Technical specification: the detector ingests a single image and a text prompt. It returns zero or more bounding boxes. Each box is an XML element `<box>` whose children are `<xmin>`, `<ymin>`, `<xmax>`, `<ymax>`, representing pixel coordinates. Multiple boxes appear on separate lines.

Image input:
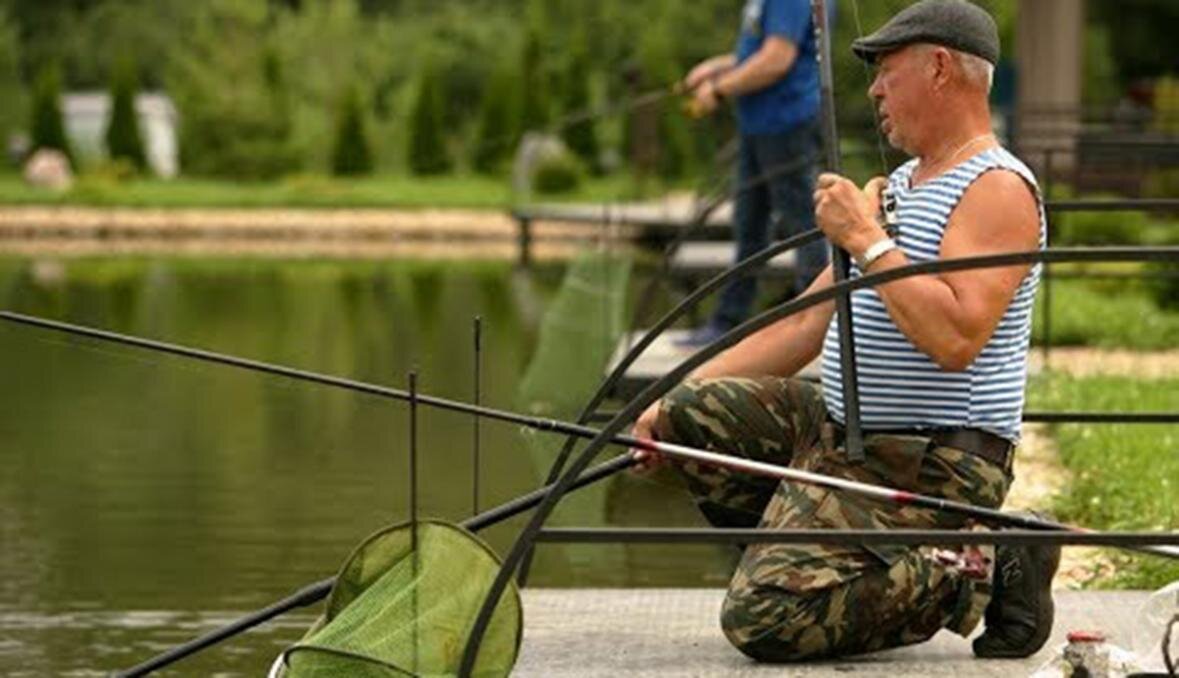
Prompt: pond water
<box><xmin>0</xmin><ymin>257</ymin><xmax>730</xmax><ymax>675</ymax></box>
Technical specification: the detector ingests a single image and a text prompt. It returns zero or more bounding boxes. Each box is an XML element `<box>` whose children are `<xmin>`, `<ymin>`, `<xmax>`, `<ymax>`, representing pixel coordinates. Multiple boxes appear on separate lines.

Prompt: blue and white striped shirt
<box><xmin>821</xmin><ymin>147</ymin><xmax>1045</xmax><ymax>443</ymax></box>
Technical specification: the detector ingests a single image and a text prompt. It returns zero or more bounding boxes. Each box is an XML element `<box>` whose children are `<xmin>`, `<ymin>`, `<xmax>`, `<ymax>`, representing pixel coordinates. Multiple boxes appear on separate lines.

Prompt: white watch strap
<box><xmin>857</xmin><ymin>238</ymin><xmax>898</xmax><ymax>271</ymax></box>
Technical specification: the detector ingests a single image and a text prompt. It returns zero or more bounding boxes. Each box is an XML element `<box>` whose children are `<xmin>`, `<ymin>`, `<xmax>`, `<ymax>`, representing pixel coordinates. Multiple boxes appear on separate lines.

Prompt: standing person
<box><xmin>678</xmin><ymin>0</ymin><xmax>830</xmax><ymax>347</ymax></box>
<box><xmin>636</xmin><ymin>0</ymin><xmax>1059</xmax><ymax>662</ymax></box>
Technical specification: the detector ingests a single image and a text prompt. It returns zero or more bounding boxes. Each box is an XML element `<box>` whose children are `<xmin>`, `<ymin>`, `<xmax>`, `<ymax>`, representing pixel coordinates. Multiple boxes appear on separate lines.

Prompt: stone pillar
<box><xmin>1015</xmin><ymin>0</ymin><xmax>1084</xmax><ymax>178</ymax></box>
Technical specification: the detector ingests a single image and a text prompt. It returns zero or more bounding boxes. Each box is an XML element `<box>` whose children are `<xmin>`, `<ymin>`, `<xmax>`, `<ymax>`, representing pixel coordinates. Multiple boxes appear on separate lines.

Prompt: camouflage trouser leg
<box><xmin>655</xmin><ymin>377</ymin><xmax>1012</xmax><ymax>662</ymax></box>
<box><xmin>654</xmin><ymin>377</ymin><xmax>829</xmax><ymax>529</ymax></box>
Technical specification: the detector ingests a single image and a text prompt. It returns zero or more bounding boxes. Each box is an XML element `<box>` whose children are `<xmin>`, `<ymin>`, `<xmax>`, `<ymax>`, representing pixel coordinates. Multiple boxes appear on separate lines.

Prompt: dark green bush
<box><xmin>518</xmin><ymin>29</ymin><xmax>549</xmax><ymax>135</ymax></box>
<box><xmin>331</xmin><ymin>84</ymin><xmax>374</xmax><ymax>176</ymax></box>
<box><xmin>472</xmin><ymin>63</ymin><xmax>517</xmax><ymax>175</ymax></box>
<box><xmin>1051</xmin><ymin>208</ymin><xmax>1149</xmax><ymax>246</ymax></box>
<box><xmin>533</xmin><ymin>153</ymin><xmax>583</xmax><ymax>194</ymax></box>
<box><xmin>105</xmin><ymin>54</ymin><xmax>147</xmax><ymax>172</ymax></box>
<box><xmin>408</xmin><ymin>61</ymin><xmax>451</xmax><ymax>176</ymax></box>
<box><xmin>560</xmin><ymin>37</ymin><xmax>599</xmax><ymax>173</ymax></box>
<box><xmin>30</xmin><ymin>64</ymin><xmax>73</xmax><ymax>166</ymax></box>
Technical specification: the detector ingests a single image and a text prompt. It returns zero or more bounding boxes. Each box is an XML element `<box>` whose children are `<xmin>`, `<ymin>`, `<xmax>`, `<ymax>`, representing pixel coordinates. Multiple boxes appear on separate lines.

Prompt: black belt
<box><xmin>829</xmin><ymin>422</ymin><xmax>1014</xmax><ymax>471</ymax></box>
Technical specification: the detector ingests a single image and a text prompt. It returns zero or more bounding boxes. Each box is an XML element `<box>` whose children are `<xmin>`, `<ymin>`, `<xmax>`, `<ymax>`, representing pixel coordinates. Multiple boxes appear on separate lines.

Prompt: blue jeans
<box><xmin>710</xmin><ymin>119</ymin><xmax>827</xmax><ymax>330</ymax></box>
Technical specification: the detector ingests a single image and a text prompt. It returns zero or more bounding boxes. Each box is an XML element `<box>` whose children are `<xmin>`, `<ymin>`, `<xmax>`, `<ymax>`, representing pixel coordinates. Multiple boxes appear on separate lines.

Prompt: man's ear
<box><xmin>936</xmin><ymin>48</ymin><xmax>957</xmax><ymax>90</ymax></box>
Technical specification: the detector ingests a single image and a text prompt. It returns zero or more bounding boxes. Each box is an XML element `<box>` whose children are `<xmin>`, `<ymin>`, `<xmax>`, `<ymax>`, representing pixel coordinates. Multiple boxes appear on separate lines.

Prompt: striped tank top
<box><xmin>821</xmin><ymin>147</ymin><xmax>1045</xmax><ymax>443</ymax></box>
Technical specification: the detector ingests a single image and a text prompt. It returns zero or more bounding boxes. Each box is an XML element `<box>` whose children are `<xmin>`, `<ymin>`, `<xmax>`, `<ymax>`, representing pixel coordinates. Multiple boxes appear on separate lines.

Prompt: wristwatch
<box><xmin>856</xmin><ymin>238</ymin><xmax>898</xmax><ymax>272</ymax></box>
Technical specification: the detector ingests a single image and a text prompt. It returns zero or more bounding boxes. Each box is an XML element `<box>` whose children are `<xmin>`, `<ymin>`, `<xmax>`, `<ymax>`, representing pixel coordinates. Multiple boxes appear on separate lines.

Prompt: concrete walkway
<box><xmin>515</xmin><ymin>589</ymin><xmax>1151</xmax><ymax>677</ymax></box>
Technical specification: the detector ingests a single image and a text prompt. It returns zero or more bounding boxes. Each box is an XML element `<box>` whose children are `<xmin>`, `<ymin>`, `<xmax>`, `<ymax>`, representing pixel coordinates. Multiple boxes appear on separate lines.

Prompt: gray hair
<box><xmin>954</xmin><ymin>49</ymin><xmax>995</xmax><ymax>93</ymax></box>
<box><xmin>916</xmin><ymin>43</ymin><xmax>995</xmax><ymax>92</ymax></box>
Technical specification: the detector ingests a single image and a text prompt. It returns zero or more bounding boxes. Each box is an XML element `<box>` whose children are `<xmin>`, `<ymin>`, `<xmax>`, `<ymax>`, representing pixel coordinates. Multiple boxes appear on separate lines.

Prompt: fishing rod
<box><xmin>112</xmin><ymin>453</ymin><xmax>637</xmax><ymax>677</ymax></box>
<box><xmin>812</xmin><ymin>0</ymin><xmax>865</xmax><ymax>464</ymax></box>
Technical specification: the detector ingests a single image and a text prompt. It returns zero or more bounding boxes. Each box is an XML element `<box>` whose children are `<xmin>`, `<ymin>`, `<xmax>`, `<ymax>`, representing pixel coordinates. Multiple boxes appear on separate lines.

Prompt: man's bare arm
<box><xmin>692</xmin><ymin>266</ymin><xmax>835</xmax><ymax>379</ymax></box>
<box><xmin>714</xmin><ymin>36</ymin><xmax>798</xmax><ymax>98</ymax></box>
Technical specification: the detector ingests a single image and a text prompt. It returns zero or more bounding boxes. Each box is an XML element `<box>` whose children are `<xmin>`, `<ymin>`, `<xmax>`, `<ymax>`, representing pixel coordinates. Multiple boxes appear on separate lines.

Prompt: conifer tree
<box><xmin>331</xmin><ymin>83</ymin><xmax>374</xmax><ymax>176</ymax></box>
<box><xmin>518</xmin><ymin>29</ymin><xmax>549</xmax><ymax>135</ymax></box>
<box><xmin>0</xmin><ymin>9</ymin><xmax>24</xmax><ymax>147</ymax></box>
<box><xmin>105</xmin><ymin>54</ymin><xmax>147</xmax><ymax>171</ymax></box>
<box><xmin>29</xmin><ymin>64</ymin><xmax>73</xmax><ymax>166</ymax></box>
<box><xmin>472</xmin><ymin>62</ymin><xmax>517</xmax><ymax>175</ymax></box>
<box><xmin>561</xmin><ymin>35</ymin><xmax>599</xmax><ymax>172</ymax></box>
<box><xmin>408</xmin><ymin>61</ymin><xmax>451</xmax><ymax>175</ymax></box>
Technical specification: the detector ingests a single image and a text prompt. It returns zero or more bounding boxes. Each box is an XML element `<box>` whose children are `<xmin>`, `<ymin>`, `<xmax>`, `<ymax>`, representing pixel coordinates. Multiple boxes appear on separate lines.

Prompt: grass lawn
<box><xmin>1033</xmin><ymin>277</ymin><xmax>1179</xmax><ymax>350</ymax></box>
<box><xmin>0</xmin><ymin>171</ymin><xmax>659</xmax><ymax>209</ymax></box>
<box><xmin>1027</xmin><ymin>373</ymin><xmax>1179</xmax><ymax>588</ymax></box>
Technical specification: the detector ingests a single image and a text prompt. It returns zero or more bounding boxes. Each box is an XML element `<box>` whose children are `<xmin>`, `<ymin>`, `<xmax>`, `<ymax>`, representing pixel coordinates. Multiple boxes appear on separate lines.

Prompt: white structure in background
<box><xmin>62</xmin><ymin>92</ymin><xmax>179</xmax><ymax>177</ymax></box>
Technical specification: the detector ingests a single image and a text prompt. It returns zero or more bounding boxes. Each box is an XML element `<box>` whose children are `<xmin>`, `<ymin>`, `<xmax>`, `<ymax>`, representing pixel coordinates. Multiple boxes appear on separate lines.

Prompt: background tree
<box><xmin>518</xmin><ymin>28</ymin><xmax>549</xmax><ymax>136</ymax></box>
<box><xmin>407</xmin><ymin>59</ymin><xmax>451</xmax><ymax>176</ymax></box>
<box><xmin>0</xmin><ymin>9</ymin><xmax>25</xmax><ymax>152</ymax></box>
<box><xmin>29</xmin><ymin>64</ymin><xmax>73</xmax><ymax>166</ymax></box>
<box><xmin>105</xmin><ymin>53</ymin><xmax>147</xmax><ymax>171</ymax></box>
<box><xmin>166</xmin><ymin>0</ymin><xmax>300</xmax><ymax>179</ymax></box>
<box><xmin>331</xmin><ymin>83</ymin><xmax>375</xmax><ymax>176</ymax></box>
<box><xmin>560</xmin><ymin>32</ymin><xmax>600</xmax><ymax>173</ymax></box>
<box><xmin>472</xmin><ymin>59</ymin><xmax>519</xmax><ymax>175</ymax></box>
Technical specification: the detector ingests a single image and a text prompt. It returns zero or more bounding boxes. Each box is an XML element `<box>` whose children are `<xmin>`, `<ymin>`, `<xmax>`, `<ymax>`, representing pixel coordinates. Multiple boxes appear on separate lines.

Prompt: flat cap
<box><xmin>852</xmin><ymin>0</ymin><xmax>1000</xmax><ymax>65</ymax></box>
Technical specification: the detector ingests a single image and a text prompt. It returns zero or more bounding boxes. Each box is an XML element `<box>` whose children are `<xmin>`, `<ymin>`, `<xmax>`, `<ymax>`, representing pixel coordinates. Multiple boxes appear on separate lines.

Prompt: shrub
<box><xmin>105</xmin><ymin>54</ymin><xmax>147</xmax><ymax>172</ymax></box>
<box><xmin>518</xmin><ymin>29</ymin><xmax>549</xmax><ymax>135</ymax></box>
<box><xmin>1051</xmin><ymin>207</ymin><xmax>1149</xmax><ymax>246</ymax></box>
<box><xmin>0</xmin><ymin>9</ymin><xmax>23</xmax><ymax>146</ymax></box>
<box><xmin>407</xmin><ymin>61</ymin><xmax>451</xmax><ymax>176</ymax></box>
<box><xmin>533</xmin><ymin>152</ymin><xmax>583</xmax><ymax>195</ymax></box>
<box><xmin>168</xmin><ymin>1</ymin><xmax>301</xmax><ymax>180</ymax></box>
<box><xmin>560</xmin><ymin>37</ymin><xmax>599</xmax><ymax>173</ymax></box>
<box><xmin>331</xmin><ymin>84</ymin><xmax>374</xmax><ymax>176</ymax></box>
<box><xmin>472</xmin><ymin>62</ymin><xmax>517</xmax><ymax>175</ymax></box>
<box><xmin>29</xmin><ymin>65</ymin><xmax>74</xmax><ymax>167</ymax></box>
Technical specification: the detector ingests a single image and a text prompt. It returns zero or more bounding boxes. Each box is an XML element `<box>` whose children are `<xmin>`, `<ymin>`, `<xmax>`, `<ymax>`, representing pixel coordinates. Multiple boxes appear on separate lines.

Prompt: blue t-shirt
<box><xmin>734</xmin><ymin>0</ymin><xmax>824</xmax><ymax>135</ymax></box>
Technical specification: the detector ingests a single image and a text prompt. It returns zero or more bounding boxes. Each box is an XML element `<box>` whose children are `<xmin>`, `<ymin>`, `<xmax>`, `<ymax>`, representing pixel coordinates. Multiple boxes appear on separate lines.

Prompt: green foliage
<box><xmin>518</xmin><ymin>29</ymin><xmax>549</xmax><ymax>135</ymax></box>
<box><xmin>407</xmin><ymin>61</ymin><xmax>452</xmax><ymax>176</ymax></box>
<box><xmin>0</xmin><ymin>9</ymin><xmax>24</xmax><ymax>145</ymax></box>
<box><xmin>636</xmin><ymin>22</ymin><xmax>693</xmax><ymax>180</ymax></box>
<box><xmin>29</xmin><ymin>64</ymin><xmax>73</xmax><ymax>166</ymax></box>
<box><xmin>1082</xmin><ymin>25</ymin><xmax>1119</xmax><ymax>107</ymax></box>
<box><xmin>104</xmin><ymin>53</ymin><xmax>147</xmax><ymax>172</ymax></box>
<box><xmin>1027</xmin><ymin>373</ymin><xmax>1179</xmax><ymax>589</ymax></box>
<box><xmin>1154</xmin><ymin>76</ymin><xmax>1179</xmax><ymax>136</ymax></box>
<box><xmin>560</xmin><ymin>35</ymin><xmax>600</xmax><ymax>172</ymax></box>
<box><xmin>1051</xmin><ymin>208</ymin><xmax>1149</xmax><ymax>246</ymax></box>
<box><xmin>472</xmin><ymin>61</ymin><xmax>518</xmax><ymax>175</ymax></box>
<box><xmin>331</xmin><ymin>84</ymin><xmax>375</xmax><ymax>176</ymax></box>
<box><xmin>1032</xmin><ymin>279</ymin><xmax>1179</xmax><ymax>350</ymax></box>
<box><xmin>533</xmin><ymin>152</ymin><xmax>583</xmax><ymax>195</ymax></box>
<box><xmin>167</xmin><ymin>0</ymin><xmax>300</xmax><ymax>180</ymax></box>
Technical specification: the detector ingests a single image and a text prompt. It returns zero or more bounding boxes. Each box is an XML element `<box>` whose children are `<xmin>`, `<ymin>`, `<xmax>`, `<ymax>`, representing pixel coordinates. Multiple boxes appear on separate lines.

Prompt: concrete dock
<box><xmin>515</xmin><ymin>588</ymin><xmax>1154</xmax><ymax>677</ymax></box>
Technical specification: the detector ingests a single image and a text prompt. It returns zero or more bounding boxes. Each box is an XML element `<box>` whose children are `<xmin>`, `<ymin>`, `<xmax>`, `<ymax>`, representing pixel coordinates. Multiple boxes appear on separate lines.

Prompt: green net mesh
<box><xmin>277</xmin><ymin>520</ymin><xmax>522</xmax><ymax>677</ymax></box>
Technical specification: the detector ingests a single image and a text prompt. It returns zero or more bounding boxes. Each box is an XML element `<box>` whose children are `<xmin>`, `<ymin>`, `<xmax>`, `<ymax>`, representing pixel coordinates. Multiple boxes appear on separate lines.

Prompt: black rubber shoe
<box><xmin>972</xmin><ymin>513</ymin><xmax>1062</xmax><ymax>659</ymax></box>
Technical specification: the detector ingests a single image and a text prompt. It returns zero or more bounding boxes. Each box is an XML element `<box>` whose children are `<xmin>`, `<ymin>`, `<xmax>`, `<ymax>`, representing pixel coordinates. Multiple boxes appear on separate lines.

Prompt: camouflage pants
<box><xmin>654</xmin><ymin>377</ymin><xmax>1012</xmax><ymax>662</ymax></box>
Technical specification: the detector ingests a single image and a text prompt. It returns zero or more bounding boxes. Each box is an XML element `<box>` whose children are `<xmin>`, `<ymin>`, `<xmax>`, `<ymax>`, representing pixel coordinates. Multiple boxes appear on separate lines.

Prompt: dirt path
<box><xmin>1031</xmin><ymin>347</ymin><xmax>1179</xmax><ymax>379</ymax></box>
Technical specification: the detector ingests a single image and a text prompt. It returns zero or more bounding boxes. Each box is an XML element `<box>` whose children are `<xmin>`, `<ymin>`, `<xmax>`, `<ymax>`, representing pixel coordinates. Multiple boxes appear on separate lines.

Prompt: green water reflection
<box><xmin>0</xmin><ymin>257</ymin><xmax>729</xmax><ymax>675</ymax></box>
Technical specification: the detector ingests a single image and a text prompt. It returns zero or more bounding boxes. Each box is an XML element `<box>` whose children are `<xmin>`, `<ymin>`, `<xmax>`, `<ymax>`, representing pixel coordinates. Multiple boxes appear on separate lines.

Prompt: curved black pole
<box><xmin>454</xmin><ymin>245</ymin><xmax>1179</xmax><ymax>675</ymax></box>
<box><xmin>112</xmin><ymin>453</ymin><xmax>637</xmax><ymax>677</ymax></box>
<box><xmin>812</xmin><ymin>0</ymin><xmax>865</xmax><ymax>463</ymax></box>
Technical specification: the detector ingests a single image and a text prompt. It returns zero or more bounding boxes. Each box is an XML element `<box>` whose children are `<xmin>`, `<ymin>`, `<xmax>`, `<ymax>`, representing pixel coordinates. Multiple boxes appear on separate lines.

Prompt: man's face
<box><xmin>867</xmin><ymin>46</ymin><xmax>933</xmax><ymax>154</ymax></box>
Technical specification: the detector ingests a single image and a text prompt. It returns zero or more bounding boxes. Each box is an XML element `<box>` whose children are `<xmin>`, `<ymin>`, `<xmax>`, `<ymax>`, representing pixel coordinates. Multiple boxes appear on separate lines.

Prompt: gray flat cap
<box><xmin>852</xmin><ymin>0</ymin><xmax>1000</xmax><ymax>65</ymax></box>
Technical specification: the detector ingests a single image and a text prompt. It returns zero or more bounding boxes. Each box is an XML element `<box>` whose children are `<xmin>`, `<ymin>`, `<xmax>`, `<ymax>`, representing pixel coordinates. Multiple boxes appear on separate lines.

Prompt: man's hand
<box><xmin>813</xmin><ymin>174</ymin><xmax>889</xmax><ymax>256</ymax></box>
<box><xmin>629</xmin><ymin>400</ymin><xmax>666</xmax><ymax>472</ymax></box>
<box><xmin>689</xmin><ymin>80</ymin><xmax>722</xmax><ymax>118</ymax></box>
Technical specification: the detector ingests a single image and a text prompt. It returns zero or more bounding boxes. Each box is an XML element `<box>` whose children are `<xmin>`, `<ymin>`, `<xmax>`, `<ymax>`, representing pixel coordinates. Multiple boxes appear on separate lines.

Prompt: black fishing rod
<box><xmin>812</xmin><ymin>0</ymin><xmax>865</xmax><ymax>464</ymax></box>
<box><xmin>111</xmin><ymin>453</ymin><xmax>636</xmax><ymax>677</ymax></box>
